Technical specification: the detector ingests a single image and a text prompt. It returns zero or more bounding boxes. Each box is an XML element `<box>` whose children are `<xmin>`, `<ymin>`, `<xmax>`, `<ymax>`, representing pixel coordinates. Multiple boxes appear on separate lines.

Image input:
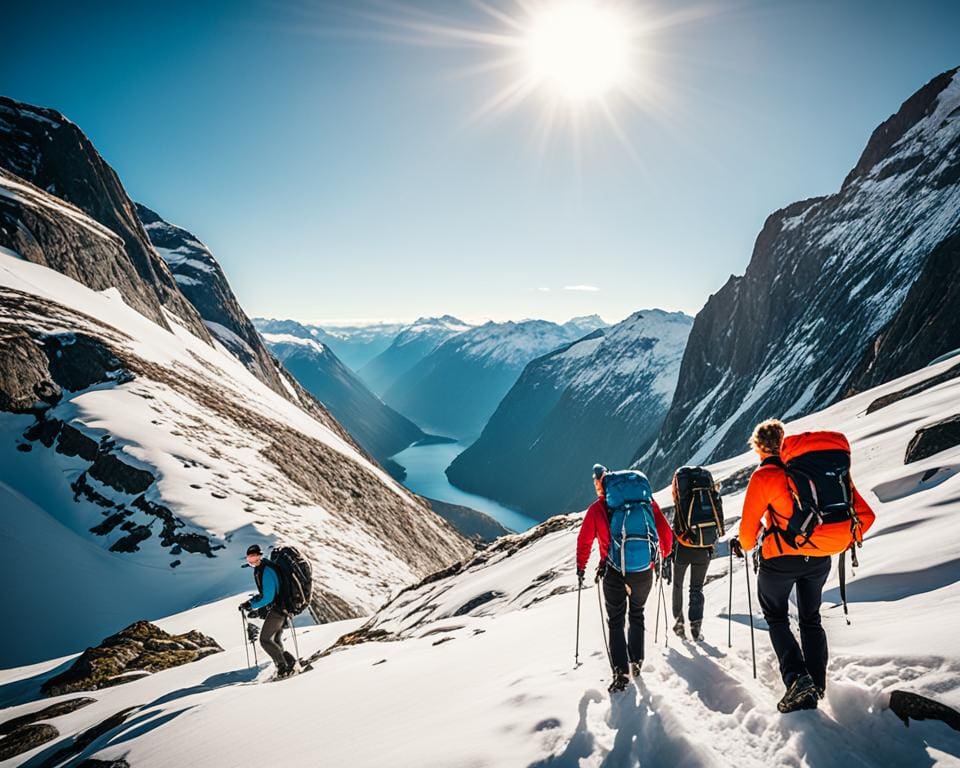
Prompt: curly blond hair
<box><xmin>749</xmin><ymin>418</ymin><xmax>785</xmax><ymax>455</ymax></box>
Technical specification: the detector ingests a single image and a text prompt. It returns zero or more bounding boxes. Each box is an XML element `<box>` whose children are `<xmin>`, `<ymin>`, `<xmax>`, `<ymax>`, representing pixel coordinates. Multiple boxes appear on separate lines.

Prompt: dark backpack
<box><xmin>268</xmin><ymin>546</ymin><xmax>314</xmax><ymax>615</ymax></box>
<box><xmin>671</xmin><ymin>466</ymin><xmax>724</xmax><ymax>547</ymax></box>
<box><xmin>780</xmin><ymin>431</ymin><xmax>857</xmax><ymax>549</ymax></box>
<box><xmin>603</xmin><ymin>470</ymin><xmax>659</xmax><ymax>573</ymax></box>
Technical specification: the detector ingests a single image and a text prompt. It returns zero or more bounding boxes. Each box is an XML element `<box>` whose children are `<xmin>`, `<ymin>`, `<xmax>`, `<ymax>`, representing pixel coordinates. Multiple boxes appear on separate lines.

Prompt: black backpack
<box><xmin>268</xmin><ymin>546</ymin><xmax>313</xmax><ymax>615</ymax></box>
<box><xmin>780</xmin><ymin>431</ymin><xmax>857</xmax><ymax>549</ymax></box>
<box><xmin>671</xmin><ymin>466</ymin><xmax>724</xmax><ymax>547</ymax></box>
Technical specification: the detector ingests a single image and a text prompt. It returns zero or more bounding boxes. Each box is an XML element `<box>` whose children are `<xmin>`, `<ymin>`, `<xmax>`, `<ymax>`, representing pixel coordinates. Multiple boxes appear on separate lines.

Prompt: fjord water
<box><xmin>392</xmin><ymin>441</ymin><xmax>538</xmax><ymax>532</ymax></box>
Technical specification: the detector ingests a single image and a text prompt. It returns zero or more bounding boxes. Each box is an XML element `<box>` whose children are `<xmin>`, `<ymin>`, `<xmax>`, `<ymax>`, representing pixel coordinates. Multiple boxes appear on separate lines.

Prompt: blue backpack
<box><xmin>603</xmin><ymin>470</ymin><xmax>658</xmax><ymax>574</ymax></box>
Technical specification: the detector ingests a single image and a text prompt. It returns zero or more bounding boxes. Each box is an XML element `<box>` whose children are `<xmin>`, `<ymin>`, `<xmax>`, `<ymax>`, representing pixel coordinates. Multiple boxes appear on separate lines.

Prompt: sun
<box><xmin>524</xmin><ymin>2</ymin><xmax>632</xmax><ymax>102</ymax></box>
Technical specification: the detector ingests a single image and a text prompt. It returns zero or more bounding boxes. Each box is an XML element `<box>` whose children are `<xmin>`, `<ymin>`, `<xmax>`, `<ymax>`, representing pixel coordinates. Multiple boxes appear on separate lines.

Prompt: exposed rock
<box><xmin>866</xmin><ymin>361</ymin><xmax>960</xmax><ymax>414</ymax></box>
<box><xmin>0</xmin><ymin>328</ymin><xmax>60</xmax><ymax>412</ymax></box>
<box><xmin>0</xmin><ymin>98</ymin><xmax>208</xmax><ymax>338</ymax></box>
<box><xmin>0</xmin><ymin>722</ymin><xmax>58</xmax><ymax>761</ymax></box>
<box><xmin>135</xmin><ymin>203</ymin><xmax>290</xmax><ymax>397</ymax></box>
<box><xmin>89</xmin><ymin>454</ymin><xmax>154</xmax><ymax>495</ymax></box>
<box><xmin>0</xmin><ymin>697</ymin><xmax>96</xmax><ymax>735</ymax></box>
<box><xmin>905</xmin><ymin>415</ymin><xmax>960</xmax><ymax>463</ymax></box>
<box><xmin>41</xmin><ymin>332</ymin><xmax>133</xmax><ymax>392</ymax></box>
<box><xmin>42</xmin><ymin>621</ymin><xmax>223</xmax><ymax>697</ymax></box>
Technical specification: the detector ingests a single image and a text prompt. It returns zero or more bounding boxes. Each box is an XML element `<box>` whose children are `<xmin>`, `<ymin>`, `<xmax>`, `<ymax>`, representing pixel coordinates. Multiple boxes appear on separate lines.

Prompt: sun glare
<box><xmin>347</xmin><ymin>0</ymin><xmax>711</xmax><ymax>157</ymax></box>
<box><xmin>524</xmin><ymin>2</ymin><xmax>632</xmax><ymax>102</ymax></box>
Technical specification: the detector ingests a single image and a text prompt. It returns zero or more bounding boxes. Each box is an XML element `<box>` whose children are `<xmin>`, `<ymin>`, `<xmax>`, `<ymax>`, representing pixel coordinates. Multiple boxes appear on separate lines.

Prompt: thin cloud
<box><xmin>564</xmin><ymin>285</ymin><xmax>600</xmax><ymax>292</ymax></box>
<box><xmin>536</xmin><ymin>286</ymin><xmax>551</xmax><ymax>292</ymax></box>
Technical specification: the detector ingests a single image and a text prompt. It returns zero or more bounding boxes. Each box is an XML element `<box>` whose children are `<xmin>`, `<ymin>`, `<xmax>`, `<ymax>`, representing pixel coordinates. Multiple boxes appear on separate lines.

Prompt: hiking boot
<box><xmin>777</xmin><ymin>674</ymin><xmax>819</xmax><ymax>713</ymax></box>
<box><xmin>690</xmin><ymin>621</ymin><xmax>702</xmax><ymax>641</ymax></box>
<box><xmin>673</xmin><ymin>618</ymin><xmax>686</xmax><ymax>639</ymax></box>
<box><xmin>608</xmin><ymin>670</ymin><xmax>630</xmax><ymax>693</ymax></box>
<box><xmin>630</xmin><ymin>661</ymin><xmax>643</xmax><ymax>678</ymax></box>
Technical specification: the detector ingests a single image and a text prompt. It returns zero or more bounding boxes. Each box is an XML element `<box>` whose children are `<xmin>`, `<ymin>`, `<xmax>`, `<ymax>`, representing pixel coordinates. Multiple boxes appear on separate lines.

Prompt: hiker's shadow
<box><xmin>528</xmin><ymin>689</ymin><xmax>603</xmax><ymax>767</ymax></box>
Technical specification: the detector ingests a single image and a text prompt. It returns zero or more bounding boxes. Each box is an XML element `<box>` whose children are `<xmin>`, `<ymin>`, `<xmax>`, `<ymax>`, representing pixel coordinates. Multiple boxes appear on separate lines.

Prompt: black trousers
<box><xmin>603</xmin><ymin>566</ymin><xmax>654</xmax><ymax>672</ymax></box>
<box><xmin>757</xmin><ymin>555</ymin><xmax>831</xmax><ymax>690</ymax></box>
<box><xmin>261</xmin><ymin>608</ymin><xmax>293</xmax><ymax>669</ymax></box>
<box><xmin>672</xmin><ymin>544</ymin><xmax>712</xmax><ymax>624</ymax></box>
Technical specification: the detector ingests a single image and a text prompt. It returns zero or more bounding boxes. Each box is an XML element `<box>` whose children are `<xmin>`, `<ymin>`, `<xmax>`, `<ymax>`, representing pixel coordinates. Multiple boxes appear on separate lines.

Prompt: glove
<box><xmin>576</xmin><ymin>569</ymin><xmax>585</xmax><ymax>588</ymax></box>
<box><xmin>730</xmin><ymin>539</ymin><xmax>744</xmax><ymax>559</ymax></box>
<box><xmin>239</xmin><ymin>600</ymin><xmax>252</xmax><ymax>612</ymax></box>
<box><xmin>662</xmin><ymin>557</ymin><xmax>673</xmax><ymax>585</ymax></box>
<box><xmin>595</xmin><ymin>561</ymin><xmax>607</xmax><ymax>583</ymax></box>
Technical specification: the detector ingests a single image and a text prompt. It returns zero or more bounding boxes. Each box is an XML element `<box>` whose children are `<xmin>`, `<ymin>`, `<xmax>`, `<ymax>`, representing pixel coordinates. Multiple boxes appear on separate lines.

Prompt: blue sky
<box><xmin>2</xmin><ymin>1</ymin><xmax>958</xmax><ymax>325</ymax></box>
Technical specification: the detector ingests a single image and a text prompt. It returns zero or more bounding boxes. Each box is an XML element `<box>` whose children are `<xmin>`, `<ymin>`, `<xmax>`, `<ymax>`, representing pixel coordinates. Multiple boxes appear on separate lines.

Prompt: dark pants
<box><xmin>603</xmin><ymin>566</ymin><xmax>654</xmax><ymax>672</ymax></box>
<box><xmin>261</xmin><ymin>608</ymin><xmax>293</xmax><ymax>669</ymax></box>
<box><xmin>672</xmin><ymin>544</ymin><xmax>711</xmax><ymax>624</ymax></box>
<box><xmin>757</xmin><ymin>555</ymin><xmax>831</xmax><ymax>690</ymax></box>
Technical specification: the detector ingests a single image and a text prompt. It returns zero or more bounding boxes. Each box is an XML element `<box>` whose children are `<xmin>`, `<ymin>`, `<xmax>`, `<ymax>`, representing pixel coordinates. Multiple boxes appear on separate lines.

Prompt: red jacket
<box><xmin>577</xmin><ymin>496</ymin><xmax>673</xmax><ymax>571</ymax></box>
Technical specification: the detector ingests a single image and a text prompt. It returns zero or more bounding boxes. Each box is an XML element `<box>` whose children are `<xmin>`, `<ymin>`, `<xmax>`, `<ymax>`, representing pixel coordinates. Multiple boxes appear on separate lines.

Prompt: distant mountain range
<box><xmin>447</xmin><ymin>310</ymin><xmax>692</xmax><ymax>519</ymax></box>
<box><xmin>358</xmin><ymin>315</ymin><xmax>473</xmax><ymax>395</ymax></box>
<box><xmin>382</xmin><ymin>317</ymin><xmax>609</xmax><ymax>440</ymax></box>
<box><xmin>253</xmin><ymin>317</ymin><xmax>403</xmax><ymax>370</ymax></box>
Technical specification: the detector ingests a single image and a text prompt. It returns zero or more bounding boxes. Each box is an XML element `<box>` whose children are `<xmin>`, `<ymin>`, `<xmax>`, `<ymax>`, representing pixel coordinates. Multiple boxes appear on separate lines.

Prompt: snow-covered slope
<box><xmin>260</xmin><ymin>331</ymin><xmax>424</xmax><ymax>469</ymax></box>
<box><xmin>0</xmin><ymin>239</ymin><xmax>469</xmax><ymax>665</ymax></box>
<box><xmin>357</xmin><ymin>315</ymin><xmax>472</xmax><ymax>395</ymax></box>
<box><xmin>134</xmin><ymin>203</ymin><xmax>290</xmax><ymax>397</ymax></box>
<box><xmin>383</xmin><ymin>318</ymin><xmax>606</xmax><ymax>440</ymax></box>
<box><xmin>448</xmin><ymin>310</ymin><xmax>693</xmax><ymax>520</ymax></box>
<box><xmin>642</xmin><ymin>67</ymin><xmax>960</xmax><ymax>485</ymax></box>
<box><xmin>4</xmin><ymin>352</ymin><xmax>959</xmax><ymax>767</ymax></box>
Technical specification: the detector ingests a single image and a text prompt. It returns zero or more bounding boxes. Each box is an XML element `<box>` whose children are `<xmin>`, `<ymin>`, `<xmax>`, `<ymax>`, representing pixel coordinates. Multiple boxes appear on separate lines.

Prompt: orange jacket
<box><xmin>738</xmin><ymin>455</ymin><xmax>875</xmax><ymax>559</ymax></box>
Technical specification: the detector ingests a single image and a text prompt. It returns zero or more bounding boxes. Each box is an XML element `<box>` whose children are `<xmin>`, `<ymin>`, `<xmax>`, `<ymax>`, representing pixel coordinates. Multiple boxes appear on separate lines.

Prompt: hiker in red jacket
<box><xmin>577</xmin><ymin>464</ymin><xmax>673</xmax><ymax>692</ymax></box>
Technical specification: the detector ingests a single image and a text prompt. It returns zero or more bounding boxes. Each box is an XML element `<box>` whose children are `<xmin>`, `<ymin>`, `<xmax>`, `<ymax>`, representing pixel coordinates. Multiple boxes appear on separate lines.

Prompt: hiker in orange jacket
<box><xmin>734</xmin><ymin>419</ymin><xmax>875</xmax><ymax>712</ymax></box>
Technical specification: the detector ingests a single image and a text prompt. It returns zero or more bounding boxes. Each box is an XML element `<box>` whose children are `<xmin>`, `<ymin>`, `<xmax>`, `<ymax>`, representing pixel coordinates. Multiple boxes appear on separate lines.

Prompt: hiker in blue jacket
<box><xmin>240</xmin><ymin>544</ymin><xmax>297</xmax><ymax>677</ymax></box>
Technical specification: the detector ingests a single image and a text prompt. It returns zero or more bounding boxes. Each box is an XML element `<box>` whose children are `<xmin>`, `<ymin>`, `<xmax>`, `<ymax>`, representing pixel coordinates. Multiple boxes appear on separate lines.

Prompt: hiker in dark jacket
<box><xmin>577</xmin><ymin>464</ymin><xmax>673</xmax><ymax>692</ymax></box>
<box><xmin>240</xmin><ymin>544</ymin><xmax>297</xmax><ymax>678</ymax></box>
<box><xmin>670</xmin><ymin>537</ymin><xmax>711</xmax><ymax>641</ymax></box>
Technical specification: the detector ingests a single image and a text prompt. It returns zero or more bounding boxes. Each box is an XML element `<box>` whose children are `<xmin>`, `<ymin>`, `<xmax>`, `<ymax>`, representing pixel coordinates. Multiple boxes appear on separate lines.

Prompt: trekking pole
<box><xmin>596</xmin><ymin>579</ymin><xmax>613</xmax><ymax>672</ymax></box>
<box><xmin>728</xmin><ymin>546</ymin><xmax>733</xmax><ymax>649</ymax></box>
<box><xmin>574</xmin><ymin>580</ymin><xmax>583</xmax><ymax>668</ymax></box>
<box><xmin>288</xmin><ymin>615</ymin><xmax>301</xmax><ymax>661</ymax></box>
<box><xmin>241</xmin><ymin>609</ymin><xmax>251</xmax><ymax>669</ymax></box>
<box><xmin>659</xmin><ymin>566</ymin><xmax>669</xmax><ymax>648</ymax></box>
<box><xmin>745</xmin><ymin>550</ymin><xmax>757</xmax><ymax>679</ymax></box>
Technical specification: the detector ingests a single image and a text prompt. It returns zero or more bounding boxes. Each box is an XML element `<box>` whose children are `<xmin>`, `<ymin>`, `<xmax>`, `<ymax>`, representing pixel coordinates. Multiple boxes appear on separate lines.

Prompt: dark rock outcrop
<box><xmin>0</xmin><ymin>697</ymin><xmax>96</xmax><ymax>736</ymax></box>
<box><xmin>905</xmin><ymin>415</ymin><xmax>960</xmax><ymax>463</ymax></box>
<box><xmin>641</xmin><ymin>68</ymin><xmax>960</xmax><ymax>484</ymax></box>
<box><xmin>0</xmin><ymin>722</ymin><xmax>58</xmax><ymax>761</ymax></box>
<box><xmin>42</xmin><ymin>621</ymin><xmax>223</xmax><ymax>697</ymax></box>
<box><xmin>0</xmin><ymin>99</ymin><xmax>208</xmax><ymax>338</ymax></box>
<box><xmin>135</xmin><ymin>203</ymin><xmax>290</xmax><ymax>397</ymax></box>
